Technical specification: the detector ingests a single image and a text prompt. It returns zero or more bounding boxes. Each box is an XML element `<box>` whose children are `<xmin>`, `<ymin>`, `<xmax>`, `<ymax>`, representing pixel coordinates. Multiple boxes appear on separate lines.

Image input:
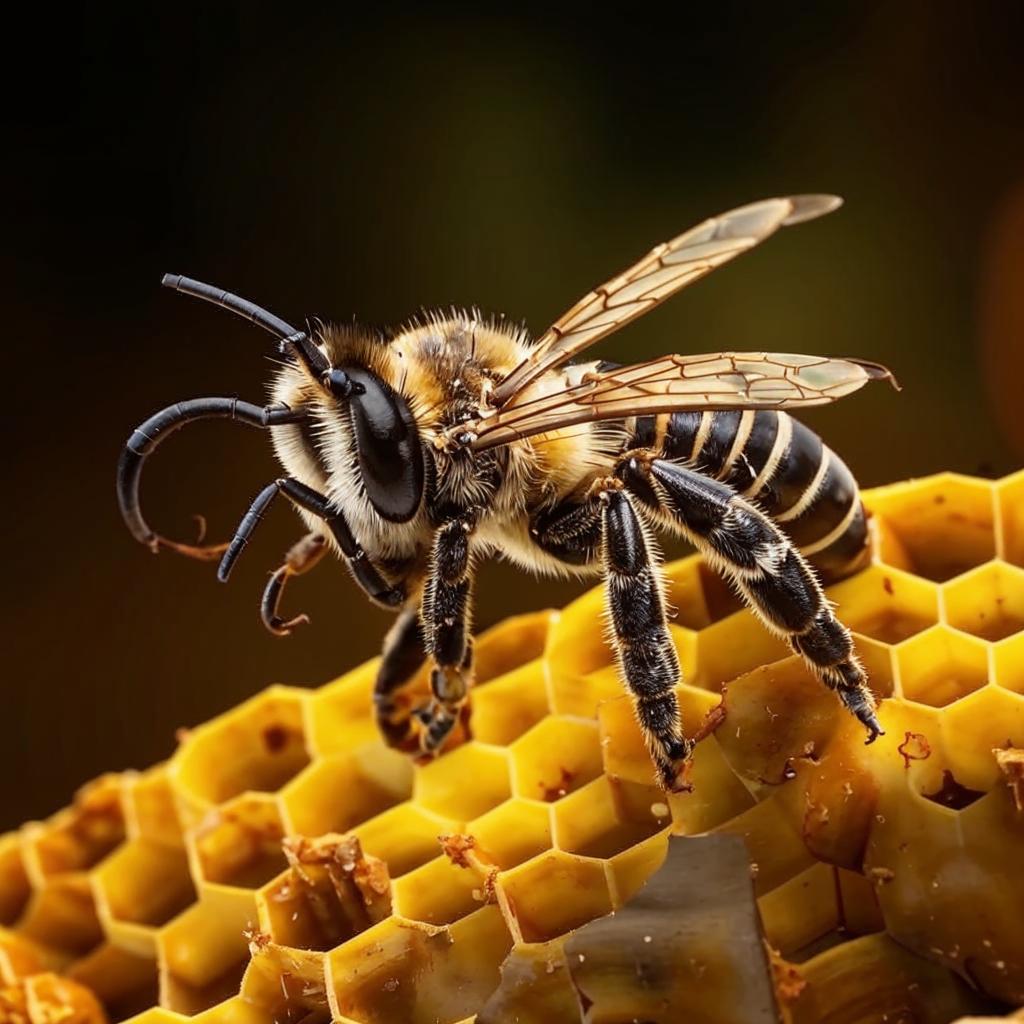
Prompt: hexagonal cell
<box><xmin>690</xmin><ymin>607</ymin><xmax>789</xmax><ymax>691</ymax></box>
<box><xmin>552</xmin><ymin>664</ymin><xmax>625</xmax><ymax>720</ymax></box>
<box><xmin>548</xmin><ymin>628</ymin><xmax>698</xmax><ymax>720</ymax></box>
<box><xmin>663</xmin><ymin>555</ymin><xmax>743</xmax><ymax>628</ymax></box>
<box><xmin>605</xmin><ymin>827</ymin><xmax>670</xmax><ymax>906</ymax></box>
<box><xmin>392</xmin><ymin>854</ymin><xmax>485</xmax><ymax>927</ymax></box>
<box><xmin>116</xmin><ymin>1011</ymin><xmax>192</xmax><ymax>1024</ymax></box>
<box><xmin>509</xmin><ymin>716</ymin><xmax>603</xmax><ymax>802</ymax></box>
<box><xmin>826</xmin><ymin>565</ymin><xmax>939</xmax><ymax>645</ymax></box>
<box><xmin>473</xmin><ymin>609</ymin><xmax>552</xmax><ymax>683</ymax></box>
<box><xmin>992</xmin><ymin>631</ymin><xmax>1024</xmax><ymax>695</ymax></box>
<box><xmin>835</xmin><ymin>867</ymin><xmax>885</xmax><ymax>937</ymax></box>
<box><xmin>943</xmin><ymin>561</ymin><xmax>1024</xmax><ymax>641</ymax></box>
<box><xmin>241</xmin><ymin>944</ymin><xmax>328</xmax><ymax>1021</ymax></box>
<box><xmin>158</xmin><ymin>890</ymin><xmax>255</xmax><ymax>1015</ymax></box>
<box><xmin>851</xmin><ymin>633</ymin><xmax>897</xmax><ymax>700</ymax></box>
<box><xmin>0</xmin><ymin>832</ymin><xmax>30</xmax><ymax>925</ymax></box>
<box><xmin>918</xmin><ymin>769</ymin><xmax>986</xmax><ymax>811</ymax></box>
<box><xmin>281</xmin><ymin>747</ymin><xmax>413</xmax><ymax>839</ymax></box>
<box><xmin>307</xmin><ymin>661</ymin><xmax>379</xmax><ymax>759</ymax></box>
<box><xmin>122</xmin><ymin>765</ymin><xmax>184</xmax><ymax>848</ymax></box>
<box><xmin>996</xmin><ymin>468</ymin><xmax>1024</xmax><ymax>569</ymax></box>
<box><xmin>172</xmin><ymin>686</ymin><xmax>311</xmax><ymax>816</ymax></box>
<box><xmin>415</xmin><ymin>743</ymin><xmax>512</xmax><ymax>820</ymax></box>
<box><xmin>161</xmin><ymin>958</ymin><xmax>249</xmax><ymax>1018</ymax></box>
<box><xmin>790</xmin><ymin>934</ymin><xmax>991</xmax><ymax>1023</ymax></box>
<box><xmin>190</xmin><ymin>795</ymin><xmax>287</xmax><ymax>889</ymax></box>
<box><xmin>0</xmin><ymin>928</ymin><xmax>64</xmax><ymax>982</ymax></box>
<box><xmin>938</xmin><ymin>685</ymin><xmax>1024</xmax><ymax>792</ymax></box>
<box><xmin>93</xmin><ymin>839</ymin><xmax>196</xmax><ymax>933</ymax></box>
<box><xmin>195</xmin><ymin>995</ymin><xmax>283</xmax><ymax>1024</ymax></box>
<box><xmin>866</xmin><ymin>473</ymin><xmax>996</xmax><ymax>581</ymax></box>
<box><xmin>470</xmin><ymin>662</ymin><xmax>550</xmax><ymax>746</ymax></box>
<box><xmin>895</xmin><ymin>626</ymin><xmax>989</xmax><ymax>708</ymax></box>
<box><xmin>463</xmin><ymin>799</ymin><xmax>552</xmax><ymax>870</ymax></box>
<box><xmin>326</xmin><ymin>908</ymin><xmax>510</xmax><ymax>1024</ymax></box>
<box><xmin>496</xmin><ymin>849</ymin><xmax>614</xmax><ymax>943</ymax></box>
<box><xmin>551</xmin><ymin>777</ymin><xmax>666</xmax><ymax>859</ymax></box>
<box><xmin>66</xmin><ymin>941</ymin><xmax>161</xmax><ymax>1022</ymax></box>
<box><xmin>668</xmin><ymin>737</ymin><xmax>758</xmax><ymax>835</ymax></box>
<box><xmin>545</xmin><ymin>587</ymin><xmax>612</xmax><ymax>680</ymax></box>
<box><xmin>350</xmin><ymin>802</ymin><xmax>458</xmax><ymax>878</ymax></box>
<box><xmin>24</xmin><ymin>774</ymin><xmax>125</xmax><ymax>879</ymax></box>
<box><xmin>16</xmin><ymin>874</ymin><xmax>103</xmax><ymax>955</ymax></box>
<box><xmin>758</xmin><ymin>862</ymin><xmax>838</xmax><ymax>957</ymax></box>
<box><xmin>712</xmin><ymin>796</ymin><xmax>816</xmax><ymax>897</ymax></box>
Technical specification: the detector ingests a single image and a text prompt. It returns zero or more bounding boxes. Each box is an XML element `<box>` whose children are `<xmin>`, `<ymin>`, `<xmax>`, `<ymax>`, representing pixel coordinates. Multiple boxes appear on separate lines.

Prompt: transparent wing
<box><xmin>490</xmin><ymin>194</ymin><xmax>843</xmax><ymax>406</ymax></box>
<box><xmin>470</xmin><ymin>352</ymin><xmax>896</xmax><ymax>450</ymax></box>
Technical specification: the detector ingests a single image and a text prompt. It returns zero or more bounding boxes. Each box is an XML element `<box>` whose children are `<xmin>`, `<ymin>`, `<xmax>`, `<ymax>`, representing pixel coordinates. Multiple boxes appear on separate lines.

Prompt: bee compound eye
<box><xmin>345</xmin><ymin>367</ymin><xmax>425</xmax><ymax>523</ymax></box>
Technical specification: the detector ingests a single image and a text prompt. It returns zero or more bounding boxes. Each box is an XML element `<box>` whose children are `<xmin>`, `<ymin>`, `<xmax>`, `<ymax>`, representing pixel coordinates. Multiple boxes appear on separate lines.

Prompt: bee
<box><xmin>118</xmin><ymin>195</ymin><xmax>897</xmax><ymax>791</ymax></box>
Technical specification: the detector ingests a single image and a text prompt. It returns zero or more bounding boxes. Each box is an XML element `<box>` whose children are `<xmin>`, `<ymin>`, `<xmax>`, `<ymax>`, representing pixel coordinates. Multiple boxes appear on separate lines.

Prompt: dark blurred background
<box><xmin>3</xmin><ymin>3</ymin><xmax>1024</xmax><ymax>828</ymax></box>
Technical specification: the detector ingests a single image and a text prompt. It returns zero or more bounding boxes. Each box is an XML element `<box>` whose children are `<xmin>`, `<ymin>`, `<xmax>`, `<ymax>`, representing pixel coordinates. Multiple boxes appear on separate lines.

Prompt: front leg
<box><xmin>218</xmin><ymin>477</ymin><xmax>406</xmax><ymax>609</ymax></box>
<box><xmin>418</xmin><ymin>513</ymin><xmax>477</xmax><ymax>755</ymax></box>
<box><xmin>599</xmin><ymin>484</ymin><xmax>693</xmax><ymax>791</ymax></box>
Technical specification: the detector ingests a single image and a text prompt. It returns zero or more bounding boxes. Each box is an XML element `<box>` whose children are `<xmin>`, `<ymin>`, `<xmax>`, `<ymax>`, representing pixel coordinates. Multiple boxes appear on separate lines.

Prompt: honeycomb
<box><xmin>3</xmin><ymin>469</ymin><xmax>1024</xmax><ymax>1023</ymax></box>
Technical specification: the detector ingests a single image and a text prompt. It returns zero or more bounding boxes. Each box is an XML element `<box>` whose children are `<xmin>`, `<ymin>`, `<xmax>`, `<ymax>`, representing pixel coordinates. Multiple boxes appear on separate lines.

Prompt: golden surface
<box><xmin>2</xmin><ymin>471</ymin><xmax>1024</xmax><ymax>1023</ymax></box>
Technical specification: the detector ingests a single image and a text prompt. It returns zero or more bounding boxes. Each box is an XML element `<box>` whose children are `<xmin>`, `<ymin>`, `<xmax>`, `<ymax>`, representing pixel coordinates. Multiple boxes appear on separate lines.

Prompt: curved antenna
<box><xmin>161</xmin><ymin>274</ymin><xmax>330</xmax><ymax>378</ymax></box>
<box><xmin>117</xmin><ymin>397</ymin><xmax>306</xmax><ymax>559</ymax></box>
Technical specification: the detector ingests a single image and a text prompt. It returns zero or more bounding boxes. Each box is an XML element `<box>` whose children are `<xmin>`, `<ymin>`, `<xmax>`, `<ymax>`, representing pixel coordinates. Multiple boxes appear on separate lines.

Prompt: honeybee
<box><xmin>118</xmin><ymin>195</ymin><xmax>897</xmax><ymax>791</ymax></box>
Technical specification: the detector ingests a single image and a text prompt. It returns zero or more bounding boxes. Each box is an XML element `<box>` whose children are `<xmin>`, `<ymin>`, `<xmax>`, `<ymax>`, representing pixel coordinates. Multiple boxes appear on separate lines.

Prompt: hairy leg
<box><xmin>418</xmin><ymin>513</ymin><xmax>477</xmax><ymax>755</ymax></box>
<box><xmin>373</xmin><ymin>607</ymin><xmax>430</xmax><ymax>749</ymax></box>
<box><xmin>619</xmin><ymin>456</ymin><xmax>882</xmax><ymax>740</ymax></box>
<box><xmin>599</xmin><ymin>484</ymin><xmax>692</xmax><ymax>791</ymax></box>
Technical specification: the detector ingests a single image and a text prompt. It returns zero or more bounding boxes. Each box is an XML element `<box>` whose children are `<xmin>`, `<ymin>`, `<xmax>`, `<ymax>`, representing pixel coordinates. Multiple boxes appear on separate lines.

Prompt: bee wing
<box><xmin>470</xmin><ymin>352</ymin><xmax>896</xmax><ymax>451</ymax></box>
<box><xmin>491</xmin><ymin>195</ymin><xmax>843</xmax><ymax>407</ymax></box>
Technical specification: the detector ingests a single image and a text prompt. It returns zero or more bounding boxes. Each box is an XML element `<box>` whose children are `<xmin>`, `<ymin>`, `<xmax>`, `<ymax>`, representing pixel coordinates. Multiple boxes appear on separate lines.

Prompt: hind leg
<box><xmin>619</xmin><ymin>456</ymin><xmax>882</xmax><ymax>740</ymax></box>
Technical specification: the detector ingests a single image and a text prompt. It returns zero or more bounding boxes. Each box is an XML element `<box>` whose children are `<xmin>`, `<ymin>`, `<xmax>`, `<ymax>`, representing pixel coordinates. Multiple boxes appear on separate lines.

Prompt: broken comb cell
<box><xmin>5</xmin><ymin>470</ymin><xmax>1024</xmax><ymax>1021</ymax></box>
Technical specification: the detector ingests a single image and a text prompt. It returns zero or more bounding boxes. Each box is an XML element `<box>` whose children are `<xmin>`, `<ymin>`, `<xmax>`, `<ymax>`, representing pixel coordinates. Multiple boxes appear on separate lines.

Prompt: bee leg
<box><xmin>598</xmin><ymin>483</ymin><xmax>693</xmax><ymax>792</ymax></box>
<box><xmin>529</xmin><ymin>499</ymin><xmax>603</xmax><ymax>565</ymax></box>
<box><xmin>260</xmin><ymin>532</ymin><xmax>328</xmax><ymax>636</ymax></box>
<box><xmin>619</xmin><ymin>457</ymin><xmax>883</xmax><ymax>742</ymax></box>
<box><xmin>373</xmin><ymin>607</ymin><xmax>429</xmax><ymax>750</ymax></box>
<box><xmin>219</xmin><ymin>477</ymin><xmax>406</xmax><ymax>610</ymax></box>
<box><xmin>418</xmin><ymin>515</ymin><xmax>477</xmax><ymax>756</ymax></box>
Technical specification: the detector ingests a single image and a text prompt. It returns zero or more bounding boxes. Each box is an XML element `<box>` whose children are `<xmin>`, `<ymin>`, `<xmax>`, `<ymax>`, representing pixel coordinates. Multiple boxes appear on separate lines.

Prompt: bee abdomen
<box><xmin>637</xmin><ymin>409</ymin><xmax>870</xmax><ymax>583</ymax></box>
<box><xmin>738</xmin><ymin>412</ymin><xmax>869</xmax><ymax>582</ymax></box>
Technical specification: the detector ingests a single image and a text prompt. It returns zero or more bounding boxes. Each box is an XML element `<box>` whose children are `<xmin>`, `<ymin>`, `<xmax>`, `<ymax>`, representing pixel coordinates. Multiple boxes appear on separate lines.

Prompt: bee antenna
<box><xmin>117</xmin><ymin>397</ymin><xmax>306</xmax><ymax>561</ymax></box>
<box><xmin>161</xmin><ymin>274</ymin><xmax>329</xmax><ymax>378</ymax></box>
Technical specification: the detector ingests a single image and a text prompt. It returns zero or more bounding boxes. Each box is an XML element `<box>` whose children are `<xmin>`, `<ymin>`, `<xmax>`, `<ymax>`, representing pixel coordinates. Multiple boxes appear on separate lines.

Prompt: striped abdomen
<box><xmin>629</xmin><ymin>410</ymin><xmax>870</xmax><ymax>582</ymax></box>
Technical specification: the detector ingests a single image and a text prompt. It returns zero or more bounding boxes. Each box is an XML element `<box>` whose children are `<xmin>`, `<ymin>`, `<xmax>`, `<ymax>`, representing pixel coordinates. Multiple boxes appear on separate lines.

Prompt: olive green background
<box><xmin>3</xmin><ymin>4</ymin><xmax>1024</xmax><ymax>828</ymax></box>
